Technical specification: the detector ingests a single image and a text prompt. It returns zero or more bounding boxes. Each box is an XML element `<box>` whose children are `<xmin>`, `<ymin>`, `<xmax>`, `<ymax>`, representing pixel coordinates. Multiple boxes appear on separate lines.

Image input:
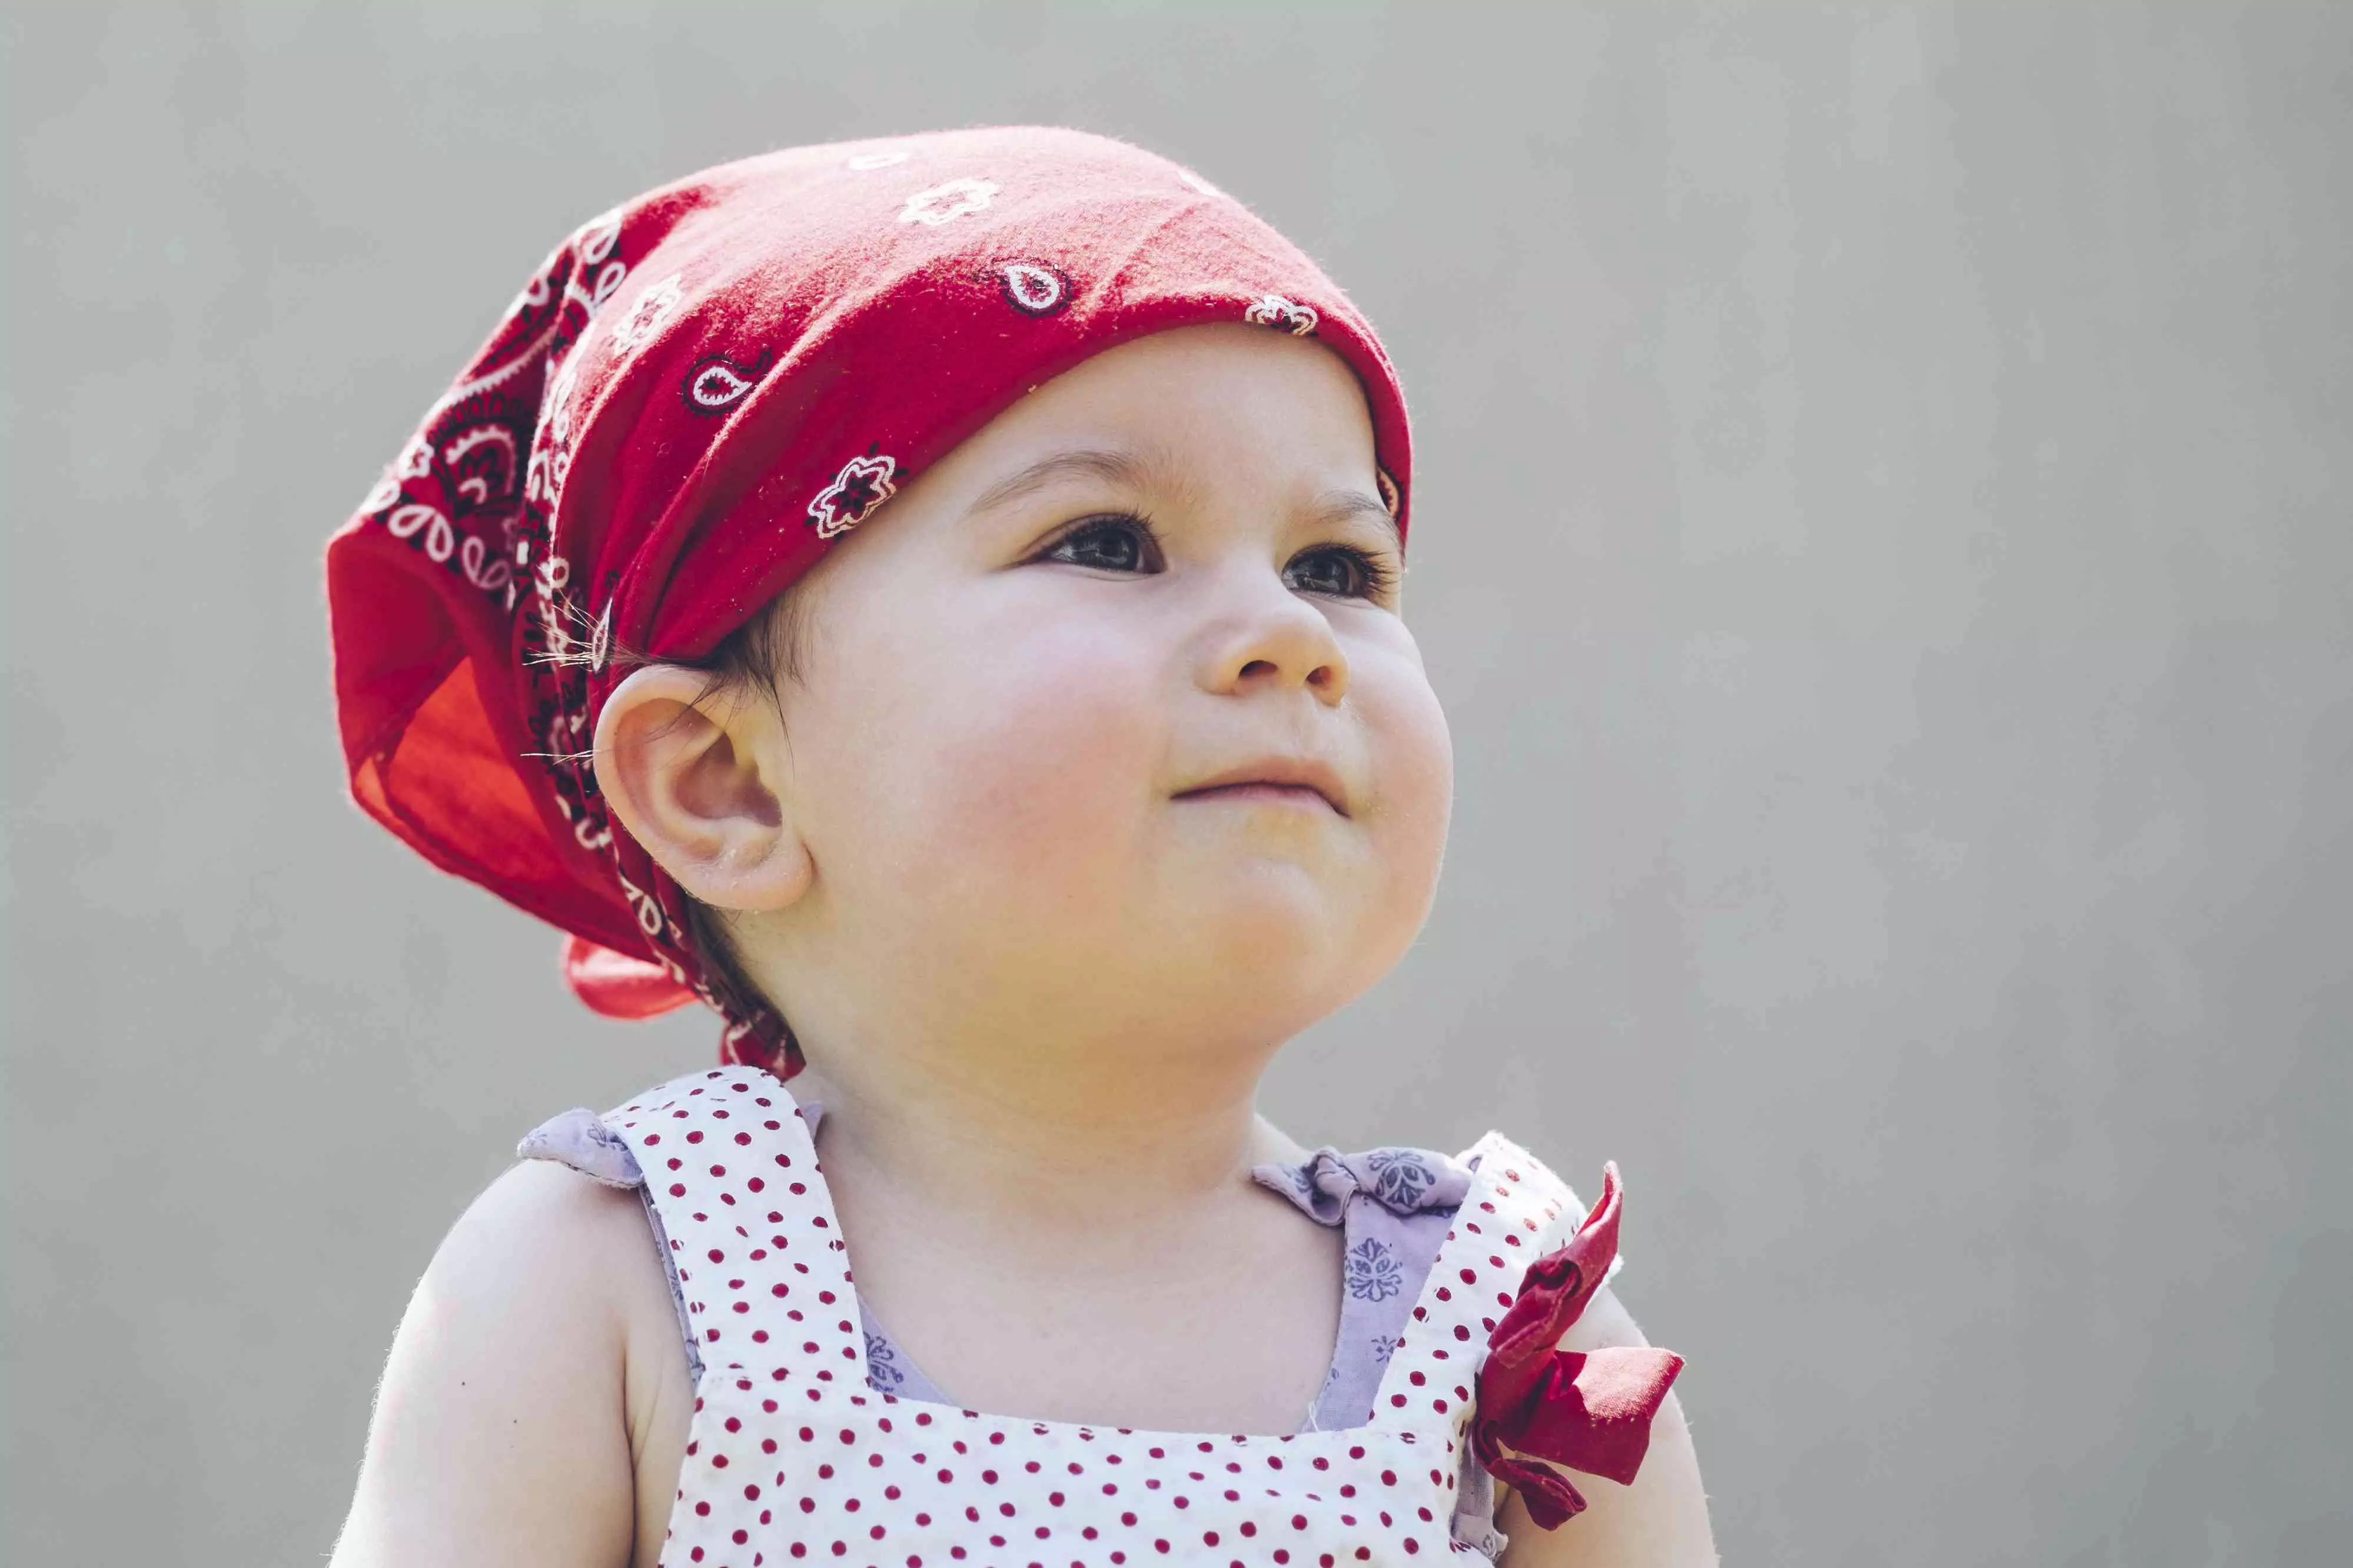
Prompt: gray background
<box><xmin>5</xmin><ymin>2</ymin><xmax>2347</xmax><ymax>1563</ymax></box>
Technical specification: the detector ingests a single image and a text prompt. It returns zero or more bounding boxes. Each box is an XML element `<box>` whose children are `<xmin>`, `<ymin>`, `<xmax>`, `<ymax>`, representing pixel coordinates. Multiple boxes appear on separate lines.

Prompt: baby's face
<box><xmin>757</xmin><ymin>323</ymin><xmax>1452</xmax><ymax>1061</ymax></box>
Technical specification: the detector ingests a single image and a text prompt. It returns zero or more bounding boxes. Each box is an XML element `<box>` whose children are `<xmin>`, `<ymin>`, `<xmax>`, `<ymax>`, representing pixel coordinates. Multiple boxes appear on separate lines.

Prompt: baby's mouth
<box><xmin>1177</xmin><ymin>781</ymin><xmax>1341</xmax><ymax>814</ymax></box>
<box><xmin>1172</xmin><ymin>757</ymin><xmax>1351</xmax><ymax>818</ymax></box>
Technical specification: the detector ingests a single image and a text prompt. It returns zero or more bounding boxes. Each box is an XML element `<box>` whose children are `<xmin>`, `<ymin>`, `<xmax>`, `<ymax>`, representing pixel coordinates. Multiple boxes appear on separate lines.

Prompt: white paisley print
<box><xmin>808</xmin><ymin>452</ymin><xmax>898</xmax><ymax>538</ymax></box>
<box><xmin>1245</xmin><ymin>294</ymin><xmax>1320</xmax><ymax>335</ymax></box>
<box><xmin>898</xmin><ymin>176</ymin><xmax>999</xmax><ymax>226</ymax></box>
<box><xmin>607</xmin><ymin>272</ymin><xmax>685</xmax><ymax>359</ymax></box>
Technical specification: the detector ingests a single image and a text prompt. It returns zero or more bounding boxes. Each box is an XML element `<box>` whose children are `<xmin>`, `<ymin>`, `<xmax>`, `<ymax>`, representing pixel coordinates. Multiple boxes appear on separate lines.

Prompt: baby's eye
<box><xmin>1043</xmin><ymin>514</ymin><xmax>1161</xmax><ymax>574</ymax></box>
<box><xmin>1286</xmin><ymin>545</ymin><xmax>1398</xmax><ymax>601</ymax></box>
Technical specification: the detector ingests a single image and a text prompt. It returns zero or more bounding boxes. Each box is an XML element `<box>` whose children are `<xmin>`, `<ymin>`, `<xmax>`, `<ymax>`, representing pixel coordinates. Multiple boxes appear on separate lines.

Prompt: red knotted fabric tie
<box><xmin>1471</xmin><ymin>1163</ymin><xmax>1685</xmax><ymax>1529</ymax></box>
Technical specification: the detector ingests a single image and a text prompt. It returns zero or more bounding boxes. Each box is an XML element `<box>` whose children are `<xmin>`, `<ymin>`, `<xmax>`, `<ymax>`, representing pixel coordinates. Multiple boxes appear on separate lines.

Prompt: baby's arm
<box><xmin>1494</xmin><ymin>1285</ymin><xmax>1718</xmax><ymax>1568</ymax></box>
<box><xmin>327</xmin><ymin>1160</ymin><xmax>662</xmax><ymax>1568</ymax></box>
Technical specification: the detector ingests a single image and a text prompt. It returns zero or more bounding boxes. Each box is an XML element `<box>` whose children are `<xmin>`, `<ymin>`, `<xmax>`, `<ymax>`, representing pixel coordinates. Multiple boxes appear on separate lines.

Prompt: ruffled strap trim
<box><xmin>516</xmin><ymin>1106</ymin><xmax>645</xmax><ymax>1189</ymax></box>
<box><xmin>1471</xmin><ymin>1163</ymin><xmax>1685</xmax><ymax>1530</ymax></box>
<box><xmin>1251</xmin><ymin>1144</ymin><xmax>1474</xmax><ymax>1225</ymax></box>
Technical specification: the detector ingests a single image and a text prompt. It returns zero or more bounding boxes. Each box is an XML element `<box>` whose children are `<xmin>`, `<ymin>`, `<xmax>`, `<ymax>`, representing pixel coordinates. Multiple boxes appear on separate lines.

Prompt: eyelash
<box><xmin>1041</xmin><ymin>512</ymin><xmax>1400</xmax><ymax>601</ymax></box>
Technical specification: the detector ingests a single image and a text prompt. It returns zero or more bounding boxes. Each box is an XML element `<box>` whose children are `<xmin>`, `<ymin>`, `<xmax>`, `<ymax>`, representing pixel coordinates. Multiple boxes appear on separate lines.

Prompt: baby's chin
<box><xmin>1142</xmin><ymin>874</ymin><xmax>1405</xmax><ymax>1008</ymax></box>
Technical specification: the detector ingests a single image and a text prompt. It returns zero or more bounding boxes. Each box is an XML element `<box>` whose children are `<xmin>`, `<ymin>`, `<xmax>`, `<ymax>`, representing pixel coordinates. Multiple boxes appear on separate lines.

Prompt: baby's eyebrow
<box><xmin>965</xmin><ymin>448</ymin><xmax>1161</xmax><ymax>518</ymax></box>
<box><xmin>1308</xmin><ymin>487</ymin><xmax>1402</xmax><ymax>553</ymax></box>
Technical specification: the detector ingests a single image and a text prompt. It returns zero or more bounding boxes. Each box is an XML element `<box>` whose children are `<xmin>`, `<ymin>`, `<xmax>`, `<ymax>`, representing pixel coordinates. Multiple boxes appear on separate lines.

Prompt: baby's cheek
<box><xmin>888</xmin><ymin>637</ymin><xmax>1161</xmax><ymax>897</ymax></box>
<box><xmin>1363</xmin><ymin>660</ymin><xmax>1455</xmax><ymax>911</ymax></box>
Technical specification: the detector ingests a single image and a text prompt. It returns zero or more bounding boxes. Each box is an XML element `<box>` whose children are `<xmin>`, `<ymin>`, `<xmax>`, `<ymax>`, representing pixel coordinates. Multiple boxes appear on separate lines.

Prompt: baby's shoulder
<box><xmin>428</xmin><ymin>1154</ymin><xmax>662</xmax><ymax>1343</ymax></box>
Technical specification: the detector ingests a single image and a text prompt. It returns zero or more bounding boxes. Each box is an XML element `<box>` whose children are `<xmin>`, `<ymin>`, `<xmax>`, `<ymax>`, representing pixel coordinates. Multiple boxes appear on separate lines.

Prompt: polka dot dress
<box><xmin>607</xmin><ymin>1069</ymin><xmax>1586</xmax><ymax>1567</ymax></box>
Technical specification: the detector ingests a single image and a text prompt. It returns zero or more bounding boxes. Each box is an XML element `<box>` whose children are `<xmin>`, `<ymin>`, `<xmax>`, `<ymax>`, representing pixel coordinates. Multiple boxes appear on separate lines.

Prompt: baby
<box><xmin>323</xmin><ymin>127</ymin><xmax>1714</xmax><ymax>1567</ymax></box>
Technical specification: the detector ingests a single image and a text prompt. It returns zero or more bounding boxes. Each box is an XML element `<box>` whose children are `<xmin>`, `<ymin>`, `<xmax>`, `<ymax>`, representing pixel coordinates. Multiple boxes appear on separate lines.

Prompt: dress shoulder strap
<box><xmin>1360</xmin><ymin>1130</ymin><xmax>1588</xmax><ymax>1441</ymax></box>
<box><xmin>598</xmin><ymin>1066</ymin><xmax>866</xmax><ymax>1388</ymax></box>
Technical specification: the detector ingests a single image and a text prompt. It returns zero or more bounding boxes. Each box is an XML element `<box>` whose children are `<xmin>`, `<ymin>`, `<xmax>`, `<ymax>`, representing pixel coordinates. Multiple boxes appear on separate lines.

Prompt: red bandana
<box><xmin>325</xmin><ymin>127</ymin><xmax>1414</xmax><ymax>1075</ymax></box>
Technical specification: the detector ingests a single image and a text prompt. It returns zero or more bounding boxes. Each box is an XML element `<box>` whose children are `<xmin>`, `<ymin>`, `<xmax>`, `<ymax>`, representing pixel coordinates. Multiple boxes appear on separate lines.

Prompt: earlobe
<box><xmin>590</xmin><ymin>664</ymin><xmax>813</xmax><ymax>913</ymax></box>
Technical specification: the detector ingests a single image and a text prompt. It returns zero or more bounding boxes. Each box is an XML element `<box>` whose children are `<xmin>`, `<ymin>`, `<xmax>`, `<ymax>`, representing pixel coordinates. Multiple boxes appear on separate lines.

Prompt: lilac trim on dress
<box><xmin>1249</xmin><ymin>1144</ymin><xmax>1503</xmax><ymax>1558</ymax></box>
<box><xmin>1247</xmin><ymin>1144</ymin><xmax>1469</xmax><ymax>1431</ymax></box>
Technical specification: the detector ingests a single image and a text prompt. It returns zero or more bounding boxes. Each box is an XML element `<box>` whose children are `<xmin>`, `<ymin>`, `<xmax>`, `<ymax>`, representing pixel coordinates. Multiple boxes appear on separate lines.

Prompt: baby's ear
<box><xmin>590</xmin><ymin>664</ymin><xmax>813</xmax><ymax>913</ymax></box>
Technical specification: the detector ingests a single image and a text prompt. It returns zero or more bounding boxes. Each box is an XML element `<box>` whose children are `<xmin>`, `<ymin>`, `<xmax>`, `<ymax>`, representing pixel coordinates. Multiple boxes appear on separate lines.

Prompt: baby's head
<box><xmin>329</xmin><ymin>128</ymin><xmax>1448</xmax><ymax>1087</ymax></box>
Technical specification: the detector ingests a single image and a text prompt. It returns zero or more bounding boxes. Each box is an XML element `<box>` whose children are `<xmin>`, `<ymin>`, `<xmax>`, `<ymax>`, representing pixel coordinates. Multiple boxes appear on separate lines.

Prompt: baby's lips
<box><xmin>1174</xmin><ymin>753</ymin><xmax>1352</xmax><ymax>816</ymax></box>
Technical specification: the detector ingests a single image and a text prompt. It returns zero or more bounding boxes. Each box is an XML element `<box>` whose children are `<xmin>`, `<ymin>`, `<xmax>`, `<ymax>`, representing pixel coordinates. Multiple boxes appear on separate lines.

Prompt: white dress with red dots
<box><xmin>604</xmin><ymin>1067</ymin><xmax>1587</xmax><ymax>1568</ymax></box>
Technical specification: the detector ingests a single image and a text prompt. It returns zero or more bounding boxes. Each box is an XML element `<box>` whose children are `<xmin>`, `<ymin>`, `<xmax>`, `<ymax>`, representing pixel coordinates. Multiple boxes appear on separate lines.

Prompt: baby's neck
<box><xmin>800</xmin><ymin>1039</ymin><xmax>1296</xmax><ymax>1237</ymax></box>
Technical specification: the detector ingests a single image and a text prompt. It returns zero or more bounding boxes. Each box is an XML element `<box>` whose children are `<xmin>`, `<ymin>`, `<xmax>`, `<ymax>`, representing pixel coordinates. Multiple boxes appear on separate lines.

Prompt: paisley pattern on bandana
<box><xmin>808</xmin><ymin>452</ymin><xmax>899</xmax><ymax>537</ymax></box>
<box><xmin>1245</xmin><ymin>293</ymin><xmax>1320</xmax><ymax>335</ymax></box>
<box><xmin>997</xmin><ymin>259</ymin><xmax>1073</xmax><ymax>317</ymax></box>
<box><xmin>899</xmin><ymin>176</ymin><xmax>998</xmax><ymax>226</ymax></box>
<box><xmin>680</xmin><ymin>349</ymin><xmax>772</xmax><ymax>415</ymax></box>
<box><xmin>607</xmin><ymin>272</ymin><xmax>685</xmax><ymax>359</ymax></box>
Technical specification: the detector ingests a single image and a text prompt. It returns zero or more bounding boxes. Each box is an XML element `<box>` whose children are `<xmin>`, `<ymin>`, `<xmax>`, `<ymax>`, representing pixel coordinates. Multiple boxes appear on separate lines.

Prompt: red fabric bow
<box><xmin>1472</xmin><ymin>1163</ymin><xmax>1686</xmax><ymax>1529</ymax></box>
<box><xmin>324</xmin><ymin>127</ymin><xmax>1414</xmax><ymax>1069</ymax></box>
